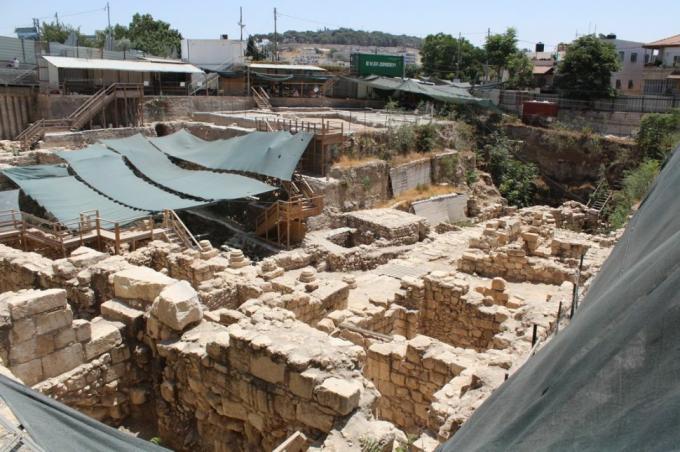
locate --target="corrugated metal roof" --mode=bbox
[42,55,204,74]
[644,34,680,48]
[247,63,326,72]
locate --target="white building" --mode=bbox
[601,36,651,95]
[180,38,245,71]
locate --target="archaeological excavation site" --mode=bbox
[0,71,678,451]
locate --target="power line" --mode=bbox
[36,6,106,22]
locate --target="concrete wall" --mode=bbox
[412,193,469,224]
[556,109,644,136]
[390,158,432,196]
[271,97,385,109]
[0,86,35,140]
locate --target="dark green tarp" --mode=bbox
[0,374,168,452]
[1,164,69,180]
[101,134,275,201]
[2,166,146,226]
[148,129,313,181]
[440,145,680,452]
[348,76,494,107]
[57,145,206,212]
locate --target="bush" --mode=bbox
[388,124,417,154]
[484,134,538,207]
[414,123,437,152]
[636,110,680,160]
[607,159,661,229]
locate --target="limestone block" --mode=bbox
[101,299,145,337]
[150,281,203,332]
[68,247,108,267]
[112,267,175,303]
[35,307,73,335]
[73,319,91,342]
[11,358,43,386]
[41,343,84,379]
[10,318,35,344]
[84,318,124,361]
[296,403,335,432]
[491,277,507,291]
[289,368,324,400]
[129,387,147,405]
[315,377,362,415]
[54,328,76,349]
[250,354,285,384]
[8,289,67,320]
[160,381,175,402]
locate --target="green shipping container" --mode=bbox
[351,53,404,78]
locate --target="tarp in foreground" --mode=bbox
[2,165,146,226]
[441,145,680,451]
[101,134,275,200]
[148,129,313,181]
[57,145,206,212]
[0,374,168,452]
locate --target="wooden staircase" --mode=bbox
[255,180,323,248]
[251,86,273,110]
[16,83,143,150]
[161,209,208,252]
[587,180,613,215]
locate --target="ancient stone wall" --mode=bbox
[365,336,463,433]
[419,273,507,351]
[155,307,375,451]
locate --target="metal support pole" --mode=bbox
[531,324,538,347]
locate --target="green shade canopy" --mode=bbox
[57,145,205,212]
[148,129,313,181]
[101,134,275,201]
[3,165,147,226]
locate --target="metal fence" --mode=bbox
[475,88,680,114]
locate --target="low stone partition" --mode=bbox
[419,272,509,351]
[459,245,578,285]
[344,209,429,246]
[155,306,377,451]
[365,336,465,433]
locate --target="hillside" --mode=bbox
[253,27,422,48]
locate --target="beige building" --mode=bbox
[643,34,680,96]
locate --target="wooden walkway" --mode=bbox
[0,209,201,257]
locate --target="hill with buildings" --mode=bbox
[253,27,422,48]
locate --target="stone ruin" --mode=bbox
[0,201,617,450]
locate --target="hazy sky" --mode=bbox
[2,0,679,51]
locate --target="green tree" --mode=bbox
[127,13,182,57]
[484,133,538,207]
[484,28,518,81]
[505,52,534,89]
[40,21,88,45]
[245,36,262,61]
[421,33,485,81]
[93,24,129,49]
[554,35,620,99]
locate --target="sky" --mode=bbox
[1,0,679,51]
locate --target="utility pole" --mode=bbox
[457,31,462,81]
[273,7,278,62]
[106,2,112,50]
[484,27,490,82]
[238,6,245,41]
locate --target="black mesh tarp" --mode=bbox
[440,145,680,451]
[0,374,168,452]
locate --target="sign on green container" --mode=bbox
[351,53,404,78]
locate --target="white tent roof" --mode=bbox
[42,56,204,74]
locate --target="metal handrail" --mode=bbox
[163,209,203,251]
